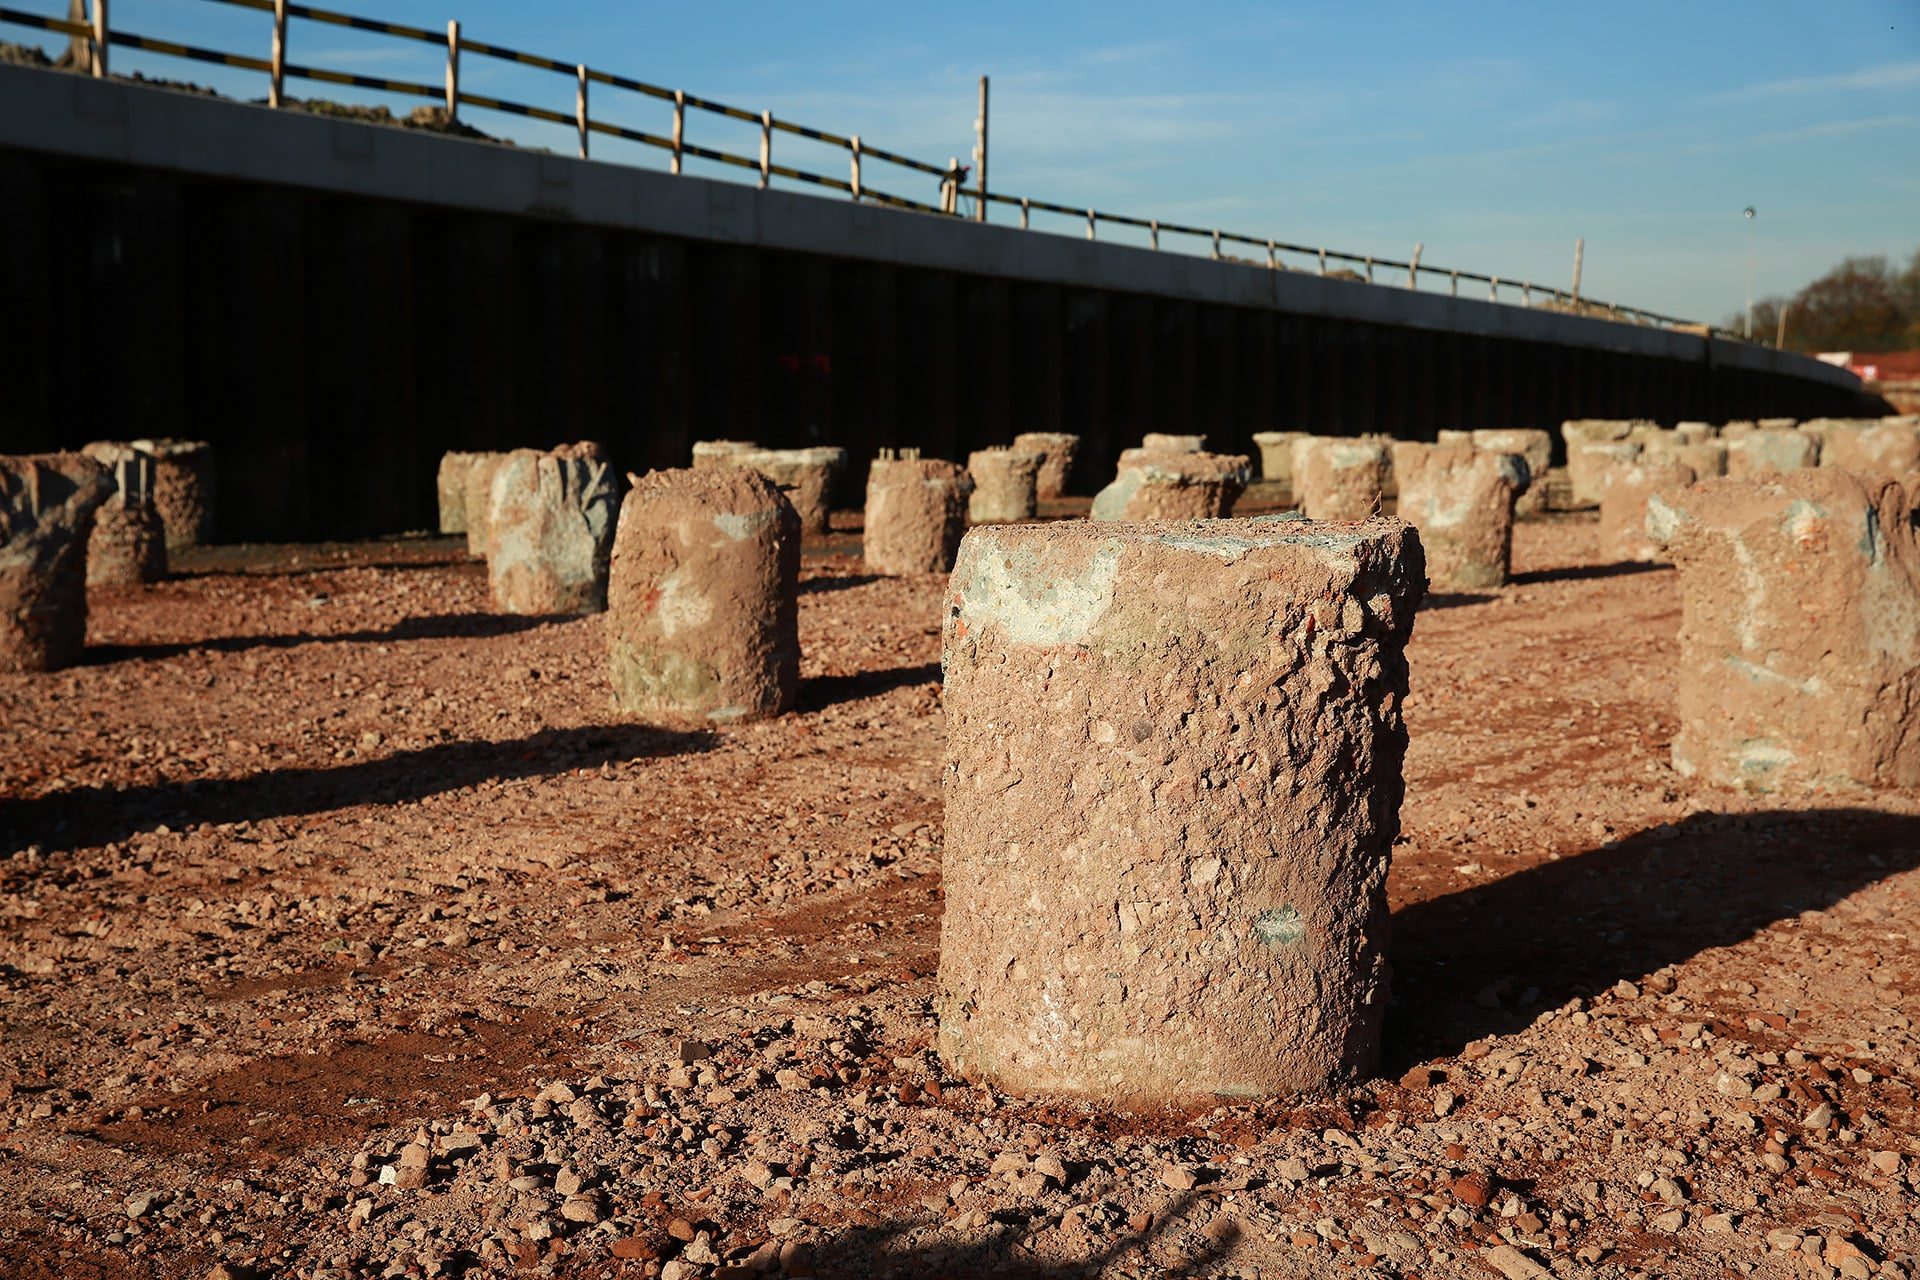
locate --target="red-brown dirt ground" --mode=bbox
[1,511,1915,1279]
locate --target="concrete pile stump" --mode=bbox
[1561,421,1649,506]
[1820,422,1920,479]
[128,438,215,549]
[1,453,112,672]
[606,467,800,723]
[1599,458,1696,564]
[1649,471,1920,791]
[1674,421,1717,443]
[1011,432,1080,499]
[1251,431,1306,490]
[462,452,510,558]
[737,446,847,537]
[1757,417,1798,431]
[436,451,484,535]
[1294,438,1389,521]
[936,515,1426,1102]
[1141,432,1205,454]
[691,440,760,468]
[1395,443,1529,588]
[864,453,972,574]
[966,447,1044,523]
[1462,429,1552,515]
[1639,430,1727,480]
[486,443,623,615]
[1726,428,1817,479]
[1090,449,1250,521]
[81,445,167,586]
[1721,420,1758,440]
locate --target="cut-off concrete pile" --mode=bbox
[1394,442,1529,588]
[605,467,800,724]
[436,451,485,535]
[1250,430,1306,496]
[1140,433,1205,453]
[1649,470,1920,791]
[1089,449,1251,521]
[132,438,216,549]
[0,452,112,672]
[1818,421,1920,479]
[81,445,167,586]
[1726,427,1818,479]
[1293,437,1389,521]
[1640,431,1728,480]
[1011,432,1080,499]
[937,514,1426,1103]
[1437,429,1554,514]
[692,442,847,537]
[1599,458,1697,564]
[486,443,622,615]
[864,453,972,574]
[965,448,1043,523]
[461,452,511,559]
[1560,420,1653,506]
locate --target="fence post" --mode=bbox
[1522,283,1532,306]
[1407,242,1422,289]
[1085,209,1096,241]
[269,0,287,106]
[1449,269,1458,298]
[1211,229,1221,261]
[1318,248,1327,276]
[974,75,989,223]
[1364,255,1374,283]
[89,0,106,77]
[758,110,771,189]
[1019,197,1029,230]
[1149,219,1159,250]
[1570,237,1584,305]
[671,90,685,175]
[849,136,862,201]
[1489,275,1499,302]
[574,65,588,158]
[1267,238,1276,269]
[444,20,459,120]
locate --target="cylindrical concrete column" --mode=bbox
[1140,432,1205,453]
[1089,449,1250,521]
[1649,471,1920,790]
[966,447,1042,523]
[1011,432,1080,499]
[864,456,972,574]
[1599,458,1696,564]
[1725,428,1817,479]
[938,515,1427,1103]
[606,467,800,723]
[131,438,216,549]
[487,443,623,615]
[1821,422,1920,479]
[1294,438,1389,521]
[1560,420,1643,506]
[1250,430,1305,496]
[690,440,760,469]
[1468,429,1552,515]
[1394,442,1529,588]
[742,447,846,537]
[437,451,483,534]
[1,453,113,672]
[462,453,510,559]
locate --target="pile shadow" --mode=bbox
[86,611,561,664]
[801,661,942,712]
[0,723,713,855]
[1384,806,1920,1069]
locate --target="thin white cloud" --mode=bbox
[1713,60,1920,101]
[1749,114,1916,144]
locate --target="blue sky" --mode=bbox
[12,1,1919,321]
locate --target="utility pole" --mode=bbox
[1570,237,1584,305]
[973,76,989,223]
[1742,206,1757,340]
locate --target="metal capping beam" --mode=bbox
[0,0,1712,329]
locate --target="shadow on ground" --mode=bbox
[800,572,884,596]
[0,723,713,855]
[86,611,563,663]
[801,661,942,712]
[1510,561,1669,587]
[1385,806,1920,1070]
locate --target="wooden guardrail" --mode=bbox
[1,0,1711,333]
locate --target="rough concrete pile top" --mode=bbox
[937,514,1425,1102]
[1649,470,1920,791]
[1140,433,1206,453]
[1,454,112,548]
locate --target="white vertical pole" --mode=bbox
[269,0,287,107]
[1407,242,1423,289]
[758,110,771,189]
[974,75,989,223]
[90,0,107,77]
[575,66,588,158]
[671,90,685,175]
[1211,230,1221,261]
[1149,219,1159,250]
[1019,197,1029,230]
[1571,237,1584,304]
[1085,209,1095,241]
[850,136,862,201]
[444,20,460,120]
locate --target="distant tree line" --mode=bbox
[1727,247,1920,352]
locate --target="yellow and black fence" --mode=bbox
[1,0,1704,332]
